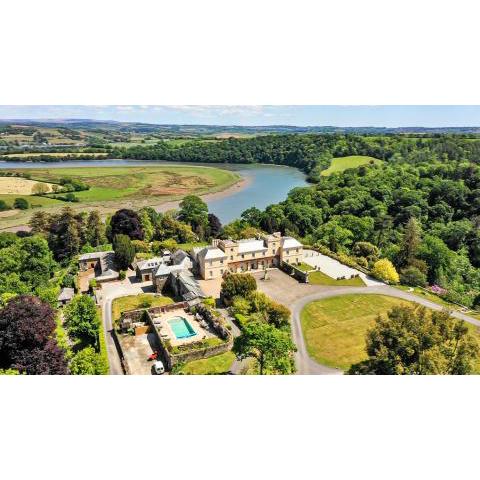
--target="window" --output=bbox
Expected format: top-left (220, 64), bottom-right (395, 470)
top-left (209, 271), bottom-right (213, 277)
top-left (296, 248), bottom-right (299, 253)
top-left (220, 259), bottom-right (224, 264)
top-left (230, 255), bottom-right (233, 260)
top-left (231, 248), bottom-right (234, 252)
top-left (241, 254), bottom-right (245, 259)
top-left (221, 269), bottom-right (224, 274)
top-left (252, 252), bottom-right (256, 257)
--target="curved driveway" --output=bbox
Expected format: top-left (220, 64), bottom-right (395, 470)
top-left (290, 285), bottom-right (480, 375)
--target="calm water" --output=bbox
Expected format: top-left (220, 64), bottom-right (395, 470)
top-left (0, 159), bottom-right (307, 224)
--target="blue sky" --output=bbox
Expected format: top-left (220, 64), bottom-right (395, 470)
top-left (1, 105), bottom-right (480, 127)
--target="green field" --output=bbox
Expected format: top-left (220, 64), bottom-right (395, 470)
top-left (308, 270), bottom-right (365, 286)
top-left (111, 294), bottom-right (174, 324)
top-left (177, 351), bottom-right (236, 374)
top-left (3, 165), bottom-right (240, 203)
top-left (0, 165), bottom-right (240, 228)
top-left (300, 294), bottom-right (412, 370)
top-left (321, 155), bottom-right (382, 176)
top-left (300, 293), bottom-right (480, 372)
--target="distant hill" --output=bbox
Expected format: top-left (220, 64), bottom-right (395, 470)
top-left (1, 118), bottom-right (480, 136)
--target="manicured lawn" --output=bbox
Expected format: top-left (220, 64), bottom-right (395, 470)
top-left (177, 351), bottom-right (236, 375)
top-left (300, 294), bottom-right (411, 370)
top-left (112, 294), bottom-right (174, 323)
top-left (321, 155), bottom-right (382, 176)
top-left (309, 270), bottom-right (365, 286)
top-left (296, 262), bottom-right (313, 272)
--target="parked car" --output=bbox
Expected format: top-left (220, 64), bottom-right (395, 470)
top-left (152, 360), bottom-right (165, 375)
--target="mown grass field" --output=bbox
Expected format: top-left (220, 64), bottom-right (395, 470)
top-left (300, 293), bottom-right (480, 372)
top-left (300, 294), bottom-right (414, 370)
top-left (321, 155), bottom-right (382, 176)
top-left (177, 351), bottom-right (236, 375)
top-left (308, 270), bottom-right (365, 286)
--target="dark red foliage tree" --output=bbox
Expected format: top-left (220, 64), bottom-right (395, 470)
top-left (0, 295), bottom-right (68, 375)
top-left (208, 213), bottom-right (222, 238)
top-left (108, 209), bottom-right (144, 241)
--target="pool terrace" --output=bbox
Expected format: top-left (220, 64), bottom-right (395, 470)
top-left (151, 307), bottom-right (216, 347)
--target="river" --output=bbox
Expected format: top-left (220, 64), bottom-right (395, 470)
top-left (0, 159), bottom-right (308, 224)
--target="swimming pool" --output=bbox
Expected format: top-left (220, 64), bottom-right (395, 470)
top-left (168, 317), bottom-right (197, 339)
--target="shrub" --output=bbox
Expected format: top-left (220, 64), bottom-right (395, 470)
top-left (119, 270), bottom-right (126, 280)
top-left (139, 295), bottom-right (153, 308)
top-left (400, 266), bottom-right (427, 287)
top-left (13, 198), bottom-right (29, 210)
top-left (202, 297), bottom-right (216, 308)
top-left (0, 200), bottom-right (10, 211)
top-left (372, 259), bottom-right (400, 284)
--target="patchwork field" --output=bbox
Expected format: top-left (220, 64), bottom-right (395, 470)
top-left (0, 164), bottom-right (241, 228)
top-left (321, 155), bottom-right (382, 176)
top-left (0, 177), bottom-right (54, 194)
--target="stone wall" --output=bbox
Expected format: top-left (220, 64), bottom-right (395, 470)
top-left (143, 302), bottom-right (233, 370)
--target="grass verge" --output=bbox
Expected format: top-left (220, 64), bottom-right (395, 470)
top-left (309, 270), bottom-right (365, 286)
top-left (177, 351), bottom-right (236, 375)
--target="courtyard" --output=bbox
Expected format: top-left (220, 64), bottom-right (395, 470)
top-left (120, 333), bottom-right (161, 375)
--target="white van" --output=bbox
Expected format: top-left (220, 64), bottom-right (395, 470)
top-left (152, 360), bottom-right (165, 375)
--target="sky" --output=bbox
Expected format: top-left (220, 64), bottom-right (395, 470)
top-left (1, 105), bottom-right (480, 127)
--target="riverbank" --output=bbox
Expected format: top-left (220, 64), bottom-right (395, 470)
top-left (0, 164), bottom-right (244, 231)
top-left (0, 161), bottom-right (307, 230)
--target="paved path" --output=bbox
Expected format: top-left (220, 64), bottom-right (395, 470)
top-left (290, 285), bottom-right (480, 375)
top-left (98, 273), bottom-right (153, 375)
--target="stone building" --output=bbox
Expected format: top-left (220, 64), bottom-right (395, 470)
top-left (193, 232), bottom-right (303, 280)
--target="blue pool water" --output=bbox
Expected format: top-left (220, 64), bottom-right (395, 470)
top-left (168, 317), bottom-right (197, 339)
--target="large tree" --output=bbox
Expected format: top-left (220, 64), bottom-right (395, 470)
top-left (86, 210), bottom-right (106, 247)
top-left (108, 209), bottom-right (144, 241)
top-left (178, 195), bottom-right (208, 238)
top-left (349, 305), bottom-right (479, 375)
top-left (64, 295), bottom-right (100, 347)
top-left (113, 234), bottom-right (135, 270)
top-left (233, 321), bottom-right (296, 375)
top-left (0, 295), bottom-right (68, 374)
top-left (397, 217), bottom-right (422, 268)
top-left (48, 207), bottom-right (82, 261)
top-left (221, 273), bottom-right (257, 301)
top-left (207, 213), bottom-right (222, 238)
